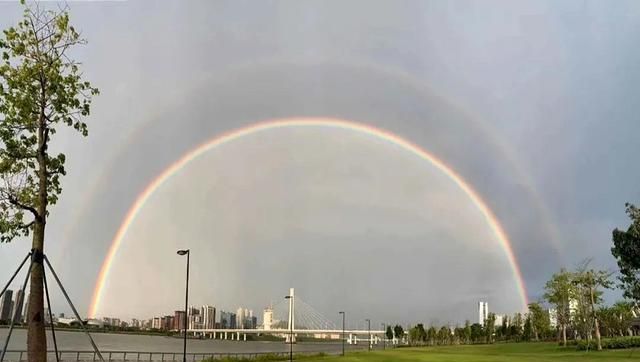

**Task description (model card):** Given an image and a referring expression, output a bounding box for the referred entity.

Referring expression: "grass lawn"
[302,342,640,361]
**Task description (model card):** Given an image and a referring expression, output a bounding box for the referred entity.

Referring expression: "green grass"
[300,343,640,361]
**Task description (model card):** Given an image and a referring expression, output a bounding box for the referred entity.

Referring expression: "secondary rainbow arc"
[89,117,528,317]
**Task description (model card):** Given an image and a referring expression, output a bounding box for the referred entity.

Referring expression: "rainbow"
[89,117,528,317]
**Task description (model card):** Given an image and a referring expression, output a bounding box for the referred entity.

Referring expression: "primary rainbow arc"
[89,117,528,317]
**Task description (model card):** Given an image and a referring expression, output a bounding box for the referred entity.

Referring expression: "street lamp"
[285,295,293,362]
[338,312,345,356]
[381,323,386,350]
[177,249,190,362]
[365,319,371,351]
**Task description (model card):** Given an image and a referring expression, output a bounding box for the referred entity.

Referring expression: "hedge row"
[576,336,640,350]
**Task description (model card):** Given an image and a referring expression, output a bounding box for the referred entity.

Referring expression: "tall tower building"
[188,306,200,330]
[12,290,25,323]
[0,289,13,322]
[174,311,186,331]
[236,307,245,329]
[202,305,216,329]
[478,301,488,326]
[23,293,30,324]
[287,288,295,332]
[263,306,273,330]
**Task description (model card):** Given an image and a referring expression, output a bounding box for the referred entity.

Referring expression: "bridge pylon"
[286,287,296,343]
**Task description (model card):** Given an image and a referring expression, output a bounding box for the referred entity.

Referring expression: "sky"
[1,0,640,328]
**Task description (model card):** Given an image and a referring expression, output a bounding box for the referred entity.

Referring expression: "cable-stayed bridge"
[188,288,392,345]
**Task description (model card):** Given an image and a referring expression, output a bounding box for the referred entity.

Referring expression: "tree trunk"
[28,97,48,362]
[27,224,46,362]
[590,285,602,351]
[562,324,567,347]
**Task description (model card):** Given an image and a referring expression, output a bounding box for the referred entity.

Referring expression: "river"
[0,329,372,361]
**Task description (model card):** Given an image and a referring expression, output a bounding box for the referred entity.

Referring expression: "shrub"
[576,336,640,350]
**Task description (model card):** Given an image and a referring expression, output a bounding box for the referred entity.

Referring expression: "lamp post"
[285,295,293,362]
[339,312,345,356]
[381,323,386,350]
[365,319,371,351]
[177,249,190,362]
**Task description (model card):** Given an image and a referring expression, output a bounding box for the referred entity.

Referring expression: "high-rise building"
[174,311,186,331]
[478,302,488,326]
[161,316,174,331]
[130,319,141,328]
[23,293,30,324]
[236,307,245,329]
[548,308,557,328]
[251,316,257,329]
[219,311,228,329]
[12,289,25,323]
[112,318,121,328]
[0,290,14,322]
[202,305,215,329]
[263,307,273,330]
[229,313,237,329]
[152,317,161,330]
[43,307,51,325]
[188,306,201,330]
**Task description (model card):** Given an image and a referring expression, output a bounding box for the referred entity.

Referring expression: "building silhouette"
[12,289,25,323]
[0,290,13,322]
[202,305,216,329]
[174,310,186,331]
[478,301,488,326]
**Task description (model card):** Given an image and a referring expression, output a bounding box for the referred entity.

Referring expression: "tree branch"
[18,220,34,230]
[7,194,39,218]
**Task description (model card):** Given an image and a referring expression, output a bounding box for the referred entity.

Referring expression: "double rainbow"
[89,117,528,317]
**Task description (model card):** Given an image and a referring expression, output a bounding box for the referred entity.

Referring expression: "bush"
[576,336,640,350]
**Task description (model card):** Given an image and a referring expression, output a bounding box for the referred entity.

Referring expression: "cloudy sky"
[1,0,639,327]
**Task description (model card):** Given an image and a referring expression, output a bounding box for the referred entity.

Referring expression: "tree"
[470,323,483,344]
[573,266,614,351]
[393,325,404,341]
[522,315,531,341]
[385,325,393,340]
[463,320,472,344]
[485,313,496,343]
[528,302,550,341]
[409,324,426,345]
[426,326,437,345]
[599,301,634,337]
[438,326,451,345]
[544,269,574,346]
[611,301,634,337]
[0,3,98,361]
[510,313,523,342]
[500,315,510,341]
[453,326,465,345]
[612,203,640,301]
